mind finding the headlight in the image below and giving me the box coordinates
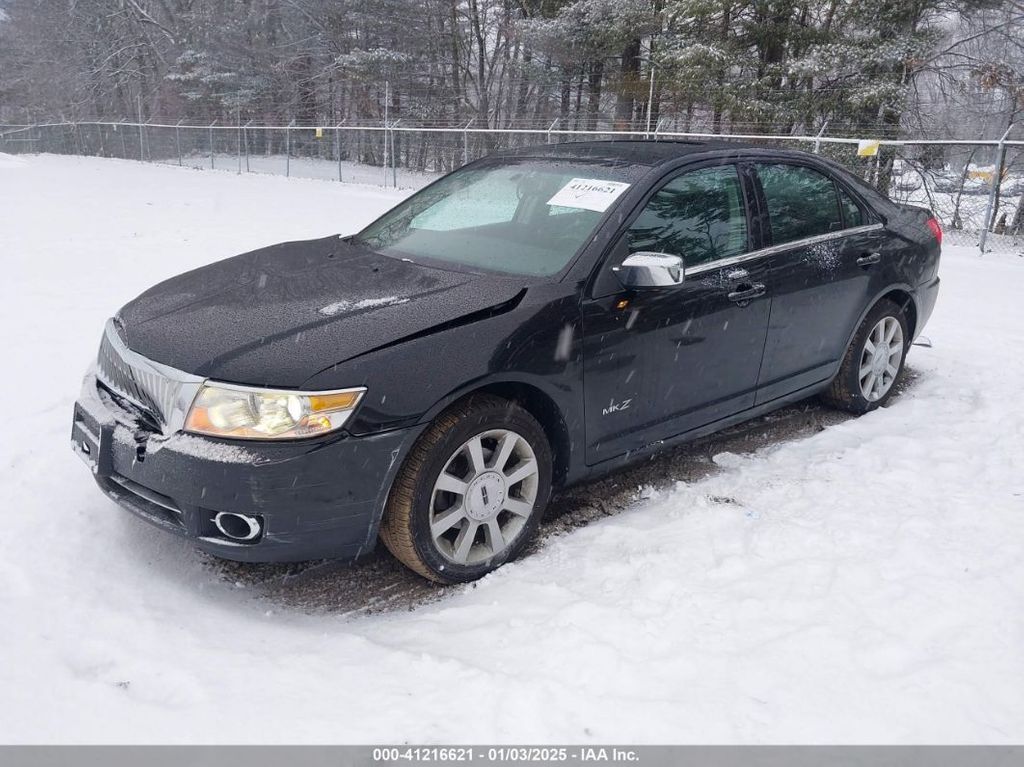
[184,383,365,440]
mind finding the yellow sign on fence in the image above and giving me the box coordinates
[315,127,323,139]
[857,140,880,157]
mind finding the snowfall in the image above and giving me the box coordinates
[0,153,1021,744]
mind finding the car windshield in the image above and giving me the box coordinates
[353,160,638,276]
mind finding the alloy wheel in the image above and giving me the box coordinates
[858,316,904,402]
[429,429,540,565]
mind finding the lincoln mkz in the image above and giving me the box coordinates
[72,140,942,582]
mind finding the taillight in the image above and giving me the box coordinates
[926,216,943,245]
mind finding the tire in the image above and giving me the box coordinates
[380,394,553,583]
[822,299,909,414]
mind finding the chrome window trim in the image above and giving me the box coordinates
[685,223,884,277]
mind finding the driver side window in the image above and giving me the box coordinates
[625,165,748,268]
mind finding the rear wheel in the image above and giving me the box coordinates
[380,395,552,583]
[822,299,909,414]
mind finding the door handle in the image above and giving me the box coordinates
[857,252,882,267]
[727,283,766,303]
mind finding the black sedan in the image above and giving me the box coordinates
[72,140,941,583]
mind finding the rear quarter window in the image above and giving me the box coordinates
[757,163,843,245]
[838,187,866,228]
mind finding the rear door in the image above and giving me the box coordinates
[752,162,888,403]
[581,163,771,464]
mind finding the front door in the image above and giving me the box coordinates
[751,162,888,403]
[582,164,771,464]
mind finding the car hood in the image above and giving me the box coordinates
[117,235,527,387]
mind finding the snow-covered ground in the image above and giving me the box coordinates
[1,154,1022,744]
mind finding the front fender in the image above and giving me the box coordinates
[301,286,583,438]
[414,370,577,426]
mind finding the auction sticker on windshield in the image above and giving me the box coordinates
[547,178,631,212]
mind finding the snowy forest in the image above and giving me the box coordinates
[1,0,1022,142]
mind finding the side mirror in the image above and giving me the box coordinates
[613,252,685,289]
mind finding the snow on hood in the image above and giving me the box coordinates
[318,295,409,316]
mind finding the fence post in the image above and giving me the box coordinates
[813,121,829,154]
[653,117,665,141]
[980,123,1015,254]
[244,121,251,173]
[286,119,295,177]
[209,120,217,169]
[175,120,183,166]
[237,110,242,174]
[383,81,390,187]
[547,118,558,145]
[336,122,344,182]
[391,119,402,187]
[119,120,127,159]
[645,66,656,137]
[137,94,146,161]
[463,118,474,165]
[380,123,388,187]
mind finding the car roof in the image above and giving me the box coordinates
[494,139,784,167]
[489,139,892,213]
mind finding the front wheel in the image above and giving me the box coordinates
[380,395,552,583]
[822,299,909,414]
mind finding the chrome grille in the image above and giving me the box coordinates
[97,331,168,423]
[95,319,205,436]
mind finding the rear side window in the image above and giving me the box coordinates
[839,187,866,228]
[757,164,842,245]
[625,165,748,268]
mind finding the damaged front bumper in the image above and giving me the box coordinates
[71,372,419,563]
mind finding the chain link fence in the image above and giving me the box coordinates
[3,120,1022,254]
